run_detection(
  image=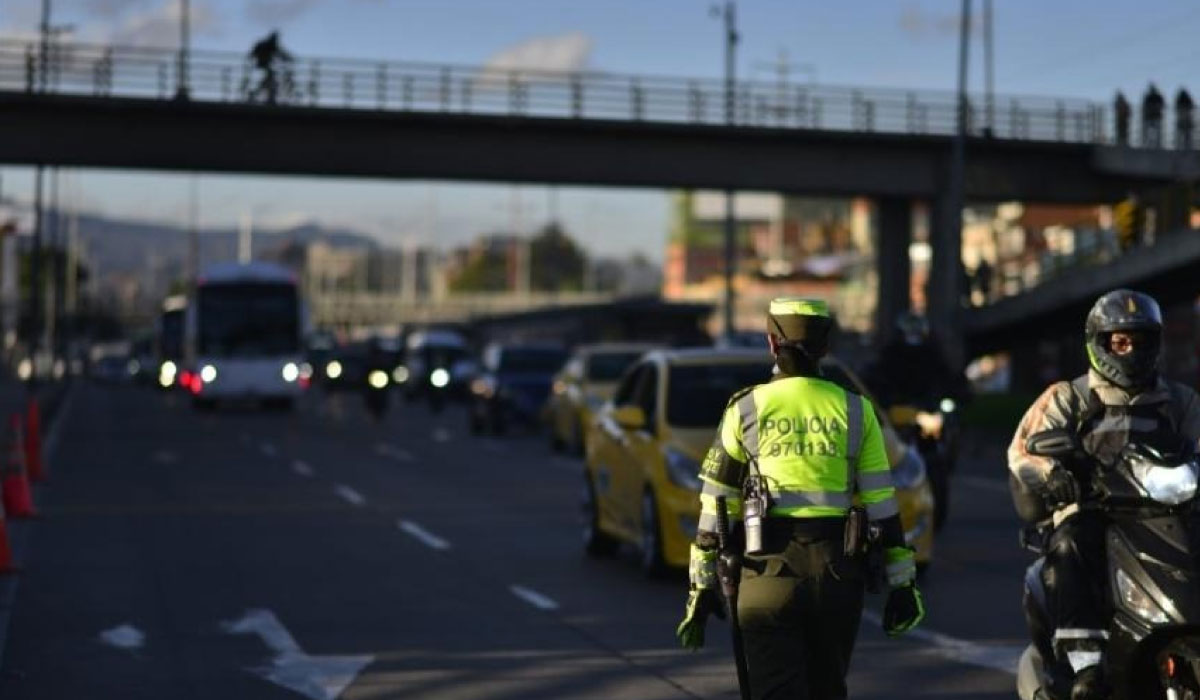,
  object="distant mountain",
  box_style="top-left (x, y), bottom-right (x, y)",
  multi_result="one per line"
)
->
top-left (58, 213), bottom-right (380, 279)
